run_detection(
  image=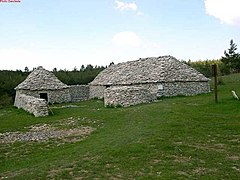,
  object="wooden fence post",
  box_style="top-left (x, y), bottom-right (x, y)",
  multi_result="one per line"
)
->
top-left (212, 64), bottom-right (218, 103)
